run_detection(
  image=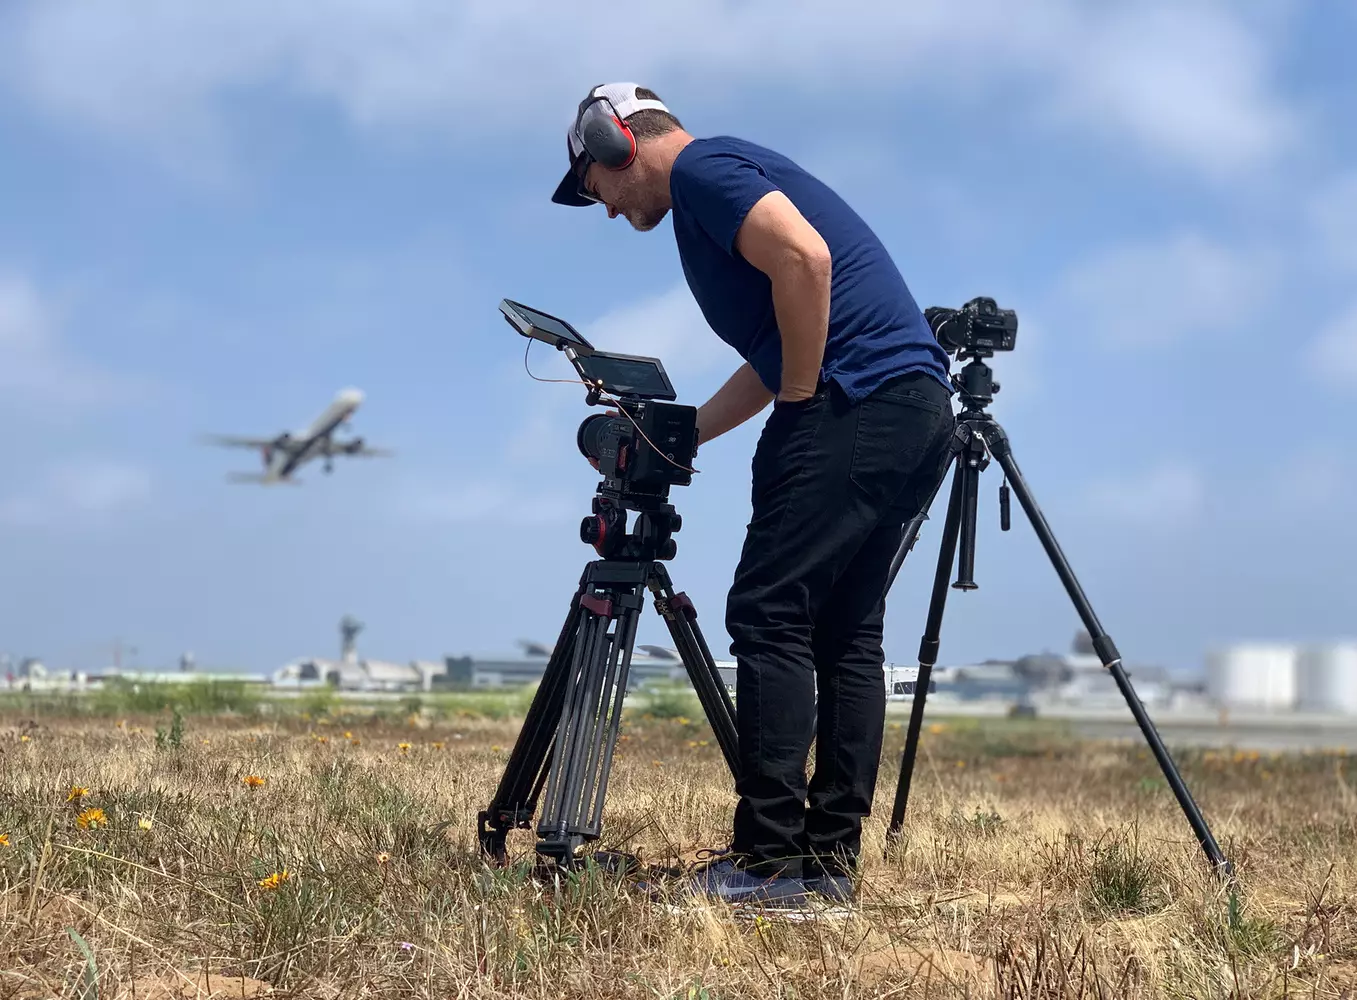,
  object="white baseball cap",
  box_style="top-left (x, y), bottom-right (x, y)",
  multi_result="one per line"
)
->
top-left (551, 82), bottom-right (673, 207)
